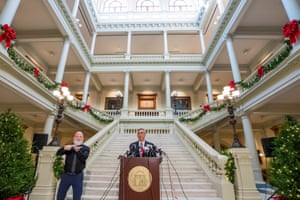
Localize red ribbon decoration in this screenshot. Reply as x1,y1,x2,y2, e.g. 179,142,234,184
82,105,90,112
257,65,265,78
203,104,211,112
0,24,17,48
282,19,300,44
34,68,40,77
228,80,236,90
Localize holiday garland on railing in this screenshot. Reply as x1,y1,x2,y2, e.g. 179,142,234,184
221,150,236,184
2,25,113,124
7,47,59,90
180,20,299,123
68,102,114,123
237,19,299,89
236,41,293,89
179,103,226,122
52,155,64,180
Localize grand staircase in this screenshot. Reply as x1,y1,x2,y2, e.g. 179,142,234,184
71,131,222,200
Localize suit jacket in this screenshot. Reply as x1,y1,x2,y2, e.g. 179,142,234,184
129,140,157,157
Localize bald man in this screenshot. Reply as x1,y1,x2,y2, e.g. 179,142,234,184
56,131,90,200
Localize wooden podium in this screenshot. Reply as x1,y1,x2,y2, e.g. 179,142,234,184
119,157,160,200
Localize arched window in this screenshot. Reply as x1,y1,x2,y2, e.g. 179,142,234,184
136,0,160,12
103,0,127,12
169,0,193,11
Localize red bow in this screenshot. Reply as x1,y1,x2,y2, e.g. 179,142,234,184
82,105,90,112
282,19,300,44
61,81,68,87
0,24,17,48
203,104,211,112
34,68,40,77
257,65,265,78
228,80,236,90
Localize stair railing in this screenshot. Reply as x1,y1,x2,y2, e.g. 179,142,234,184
175,120,235,200
84,120,119,168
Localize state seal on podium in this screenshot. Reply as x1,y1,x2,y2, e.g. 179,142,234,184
128,166,152,192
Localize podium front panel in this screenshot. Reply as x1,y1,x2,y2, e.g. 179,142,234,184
119,157,160,200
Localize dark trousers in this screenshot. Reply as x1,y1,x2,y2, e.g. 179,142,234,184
56,172,83,200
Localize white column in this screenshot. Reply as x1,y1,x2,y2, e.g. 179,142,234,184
90,32,97,55
72,0,80,17
213,129,221,152
43,113,55,143
226,36,241,83
165,71,171,109
0,0,21,25
126,31,132,59
241,114,264,183
163,30,169,59
205,71,213,104
281,0,300,20
122,71,130,117
199,30,206,53
216,0,224,13
55,38,71,83
82,72,91,105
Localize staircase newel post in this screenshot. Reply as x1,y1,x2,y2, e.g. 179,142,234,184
30,146,59,200
218,155,235,200
230,148,261,200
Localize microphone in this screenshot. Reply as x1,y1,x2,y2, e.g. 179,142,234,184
129,144,137,157
118,150,129,159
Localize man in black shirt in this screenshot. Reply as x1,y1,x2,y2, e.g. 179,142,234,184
56,131,90,200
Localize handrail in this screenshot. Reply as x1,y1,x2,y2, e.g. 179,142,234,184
85,120,118,167
174,120,234,198
175,120,228,177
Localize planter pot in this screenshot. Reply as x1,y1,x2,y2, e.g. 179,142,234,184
273,196,285,200
6,195,25,200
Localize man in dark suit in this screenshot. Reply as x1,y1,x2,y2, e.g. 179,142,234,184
129,128,157,157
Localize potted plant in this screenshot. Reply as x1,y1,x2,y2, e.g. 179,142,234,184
269,116,300,200
0,110,36,200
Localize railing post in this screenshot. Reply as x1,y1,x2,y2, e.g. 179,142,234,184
30,146,59,200
230,148,261,200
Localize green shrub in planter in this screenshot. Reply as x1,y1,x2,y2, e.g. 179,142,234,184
0,110,36,199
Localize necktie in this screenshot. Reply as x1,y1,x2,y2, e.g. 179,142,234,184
140,143,144,157
71,153,77,173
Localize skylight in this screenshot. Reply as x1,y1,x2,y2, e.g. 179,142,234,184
91,0,208,23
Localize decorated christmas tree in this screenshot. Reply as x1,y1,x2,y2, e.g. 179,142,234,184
269,116,300,200
0,110,36,199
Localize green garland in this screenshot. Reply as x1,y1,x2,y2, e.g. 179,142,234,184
52,155,64,180
236,40,293,89
179,103,226,122
180,39,293,123
221,150,236,184
7,47,58,90
67,102,114,123
6,47,113,124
